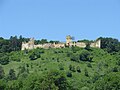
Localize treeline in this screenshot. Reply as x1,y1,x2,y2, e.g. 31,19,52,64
78,37,120,53
0,36,29,53
35,39,60,45
99,37,120,53
0,36,60,53
0,36,120,53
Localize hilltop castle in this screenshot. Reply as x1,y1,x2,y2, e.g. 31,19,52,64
21,35,101,50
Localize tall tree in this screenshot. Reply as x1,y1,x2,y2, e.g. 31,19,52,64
99,37,120,53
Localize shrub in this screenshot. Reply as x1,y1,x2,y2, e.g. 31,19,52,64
81,86,89,90
0,80,6,90
0,55,9,65
94,72,120,90
111,67,118,72
66,72,72,77
70,54,79,62
29,53,36,60
69,65,76,72
58,64,64,70
7,69,16,80
76,66,81,73
79,51,93,62
87,63,92,68
10,56,21,62
84,68,89,77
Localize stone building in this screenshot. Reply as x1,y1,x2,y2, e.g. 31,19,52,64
65,35,101,48
21,35,101,50
21,38,34,50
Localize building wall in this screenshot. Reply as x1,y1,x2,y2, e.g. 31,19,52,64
76,42,86,48
21,38,101,50
90,40,101,48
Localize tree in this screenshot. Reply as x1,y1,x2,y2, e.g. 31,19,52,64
76,66,81,73
87,63,92,68
17,65,29,79
70,54,79,62
0,80,6,90
0,66,4,79
29,52,36,60
58,63,64,70
29,50,41,60
54,75,67,90
0,39,9,53
8,69,16,80
35,51,41,58
69,65,76,72
85,42,91,51
0,55,9,65
40,39,48,44
66,71,72,77
9,36,18,51
111,67,118,72
18,35,23,49
84,68,89,77
1,45,9,53
99,37,120,53
22,70,68,90
79,50,93,62
94,72,120,90
49,40,59,44
6,80,23,90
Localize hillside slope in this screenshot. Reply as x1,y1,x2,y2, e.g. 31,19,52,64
0,47,120,90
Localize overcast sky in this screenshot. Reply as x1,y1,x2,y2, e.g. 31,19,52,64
0,0,120,41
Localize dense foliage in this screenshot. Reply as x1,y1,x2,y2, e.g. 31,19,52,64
0,36,28,53
0,36,120,90
99,37,120,53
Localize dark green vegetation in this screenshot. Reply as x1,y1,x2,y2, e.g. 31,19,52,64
0,36,120,90
0,36,60,53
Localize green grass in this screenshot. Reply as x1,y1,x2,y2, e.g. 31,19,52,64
1,47,120,89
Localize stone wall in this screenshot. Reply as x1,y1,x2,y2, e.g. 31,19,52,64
21,37,101,50
90,40,101,48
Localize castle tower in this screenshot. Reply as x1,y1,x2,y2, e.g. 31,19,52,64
95,39,101,48
28,38,35,49
66,35,72,46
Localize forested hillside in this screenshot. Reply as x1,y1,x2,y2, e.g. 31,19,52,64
0,36,120,90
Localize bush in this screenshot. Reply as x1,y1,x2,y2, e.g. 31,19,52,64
29,53,36,60
0,80,6,90
79,50,93,62
76,66,81,73
94,72,120,90
7,69,16,80
58,63,64,70
111,67,119,72
69,65,76,72
99,37,120,53
0,55,9,65
29,50,41,60
84,68,89,77
70,54,79,62
87,63,92,68
10,56,21,62
66,72,72,77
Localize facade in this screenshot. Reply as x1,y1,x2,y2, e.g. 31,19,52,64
21,36,101,50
